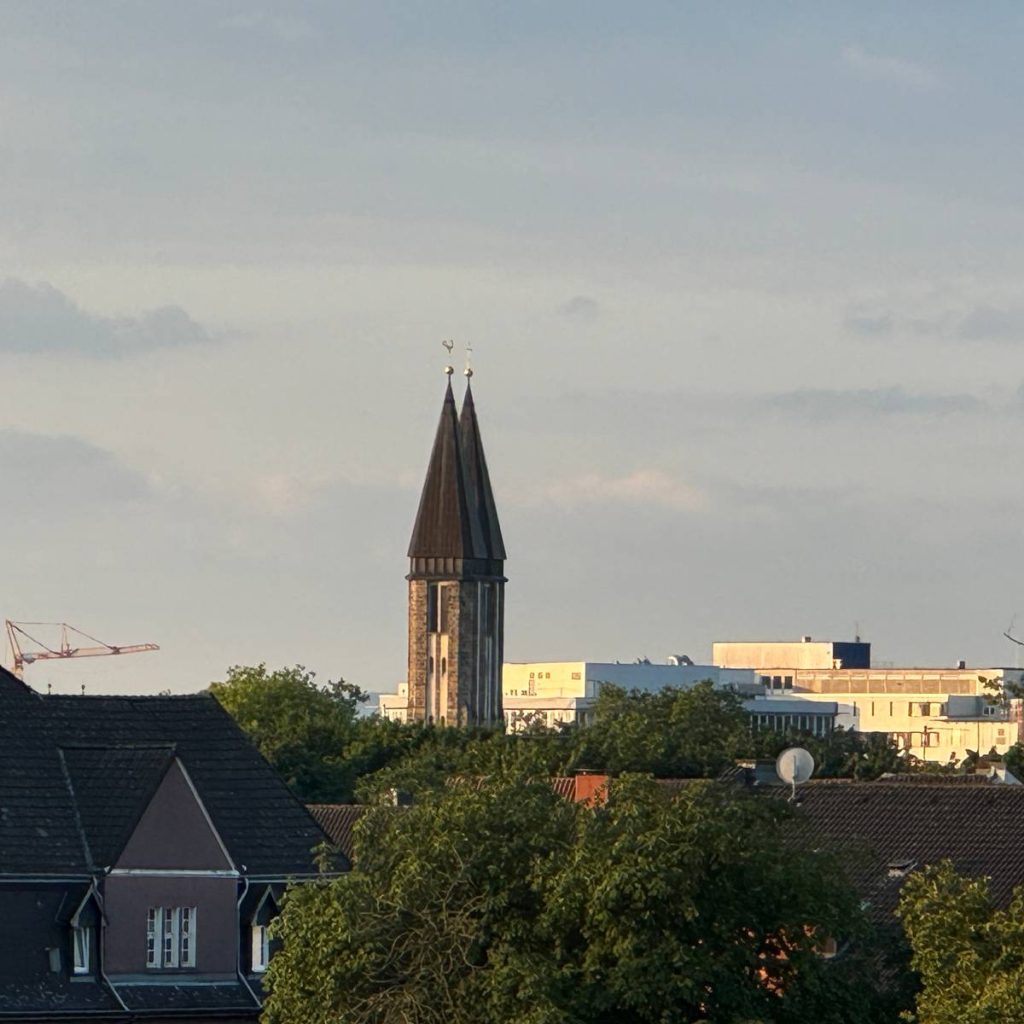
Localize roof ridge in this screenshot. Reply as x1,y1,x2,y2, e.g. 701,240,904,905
459,379,506,561
55,748,96,872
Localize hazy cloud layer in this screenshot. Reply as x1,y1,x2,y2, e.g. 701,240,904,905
840,44,938,92
525,469,704,513
767,387,984,419
844,301,1024,343
559,295,601,322
0,429,151,511
5,4,1024,693
0,279,212,357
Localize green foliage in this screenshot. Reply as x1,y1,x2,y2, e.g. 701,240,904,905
754,726,910,781
1004,742,1024,779
214,667,912,802
569,681,751,777
898,860,1024,1024
264,772,884,1024
209,664,367,802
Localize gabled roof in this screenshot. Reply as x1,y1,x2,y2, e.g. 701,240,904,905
60,744,176,870
793,779,1024,918
0,673,332,878
407,380,486,560
459,380,506,560
308,803,367,864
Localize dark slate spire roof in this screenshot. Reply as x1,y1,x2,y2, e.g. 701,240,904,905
407,379,485,559
459,380,506,561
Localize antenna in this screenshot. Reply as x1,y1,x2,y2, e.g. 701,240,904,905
776,747,815,801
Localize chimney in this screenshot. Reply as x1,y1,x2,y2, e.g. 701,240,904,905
573,771,610,806
957,659,967,670
802,635,812,643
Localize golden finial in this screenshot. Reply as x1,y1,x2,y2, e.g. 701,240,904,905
441,339,454,376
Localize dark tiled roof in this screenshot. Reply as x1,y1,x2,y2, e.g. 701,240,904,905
459,381,505,561
308,804,367,864
793,779,1024,917
0,883,121,1017
113,982,259,1012
0,669,328,878
0,670,86,876
61,745,175,870
43,693,329,877
875,772,998,784
407,380,486,560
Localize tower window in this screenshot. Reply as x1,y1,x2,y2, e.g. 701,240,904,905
427,585,439,633
427,583,449,634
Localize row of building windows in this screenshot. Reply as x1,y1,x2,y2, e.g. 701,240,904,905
67,908,270,978
749,713,833,737
146,907,197,969
760,675,794,691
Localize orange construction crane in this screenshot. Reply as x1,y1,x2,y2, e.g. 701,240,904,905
6,620,159,676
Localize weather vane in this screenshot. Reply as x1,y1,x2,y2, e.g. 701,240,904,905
464,341,473,378
441,339,454,376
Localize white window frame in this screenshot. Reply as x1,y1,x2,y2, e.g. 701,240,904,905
146,907,162,968
163,906,179,968
72,925,91,975
148,906,198,970
251,923,269,973
180,907,197,968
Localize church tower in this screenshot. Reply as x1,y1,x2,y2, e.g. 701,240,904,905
406,366,506,727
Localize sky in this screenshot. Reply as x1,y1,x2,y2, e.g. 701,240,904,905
3,2,1024,696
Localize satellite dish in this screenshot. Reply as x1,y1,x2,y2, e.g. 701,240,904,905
776,747,815,799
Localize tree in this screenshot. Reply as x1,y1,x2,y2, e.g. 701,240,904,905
569,681,752,777
754,726,909,780
209,664,367,802
898,861,1024,1024
264,772,884,1024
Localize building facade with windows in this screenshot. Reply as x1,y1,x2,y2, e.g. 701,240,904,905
713,637,1024,762
0,668,333,1023
501,659,759,732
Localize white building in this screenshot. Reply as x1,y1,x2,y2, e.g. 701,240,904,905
378,658,761,731
714,638,1024,762
502,659,759,733
379,682,410,723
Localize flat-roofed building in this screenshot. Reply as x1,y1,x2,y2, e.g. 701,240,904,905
501,659,758,732
715,636,1024,762
713,637,871,678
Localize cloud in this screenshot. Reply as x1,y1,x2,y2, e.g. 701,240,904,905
221,11,313,43
0,429,151,513
767,386,983,419
956,305,1024,341
0,279,213,358
841,44,938,92
845,301,1024,344
527,469,704,512
558,295,601,322
843,313,894,338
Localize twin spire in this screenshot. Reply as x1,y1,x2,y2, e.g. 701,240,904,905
407,371,505,563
